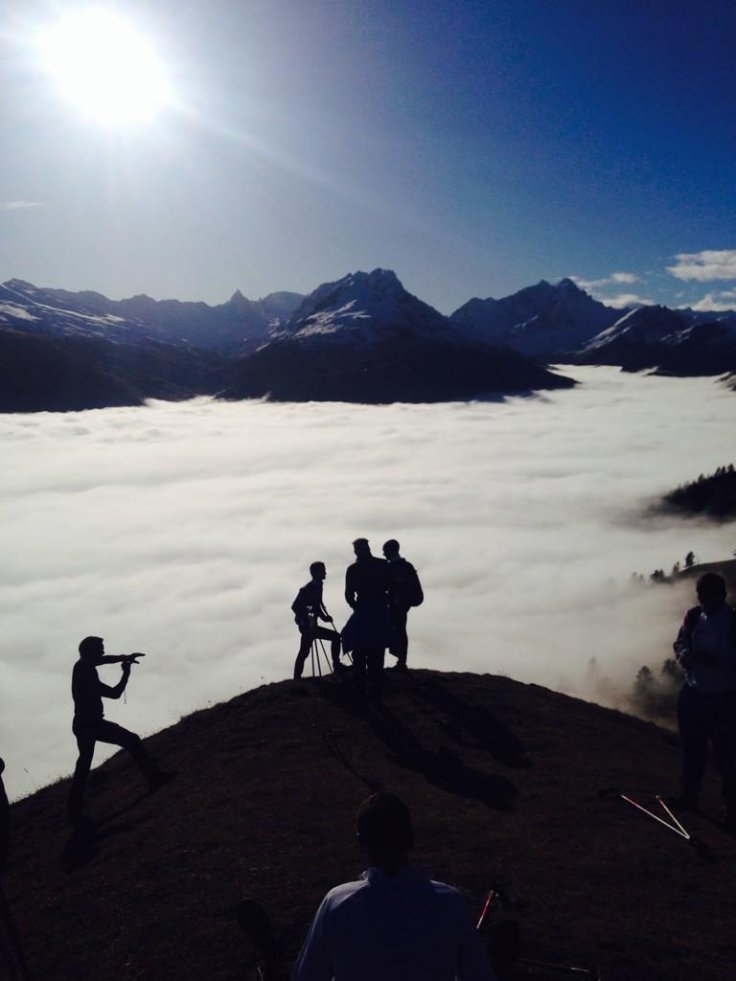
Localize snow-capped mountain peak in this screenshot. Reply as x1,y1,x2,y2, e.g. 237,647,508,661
285,268,449,345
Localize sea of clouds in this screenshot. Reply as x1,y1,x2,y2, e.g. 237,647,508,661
0,365,734,800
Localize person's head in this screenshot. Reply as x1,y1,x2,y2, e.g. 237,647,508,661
382,539,400,560
310,561,326,581
356,792,413,872
696,573,728,614
353,538,371,558
78,636,104,662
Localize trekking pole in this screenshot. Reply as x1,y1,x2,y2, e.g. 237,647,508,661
476,889,497,930
655,795,691,839
620,794,690,840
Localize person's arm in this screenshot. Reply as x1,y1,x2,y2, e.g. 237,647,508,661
292,589,305,617
291,896,333,981
99,662,131,699
98,652,145,665
674,609,697,669
0,759,9,873
674,609,716,669
345,568,356,610
316,587,332,622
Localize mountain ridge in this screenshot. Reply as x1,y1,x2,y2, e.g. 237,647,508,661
2,270,735,411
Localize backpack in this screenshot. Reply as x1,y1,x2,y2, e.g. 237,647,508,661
404,564,424,608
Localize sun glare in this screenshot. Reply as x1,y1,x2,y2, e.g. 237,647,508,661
38,8,171,125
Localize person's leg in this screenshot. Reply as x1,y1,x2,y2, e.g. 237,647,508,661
69,731,96,818
314,626,342,672
391,608,408,669
366,647,385,697
677,685,709,806
294,627,312,679
707,692,736,818
352,649,367,690
95,720,162,784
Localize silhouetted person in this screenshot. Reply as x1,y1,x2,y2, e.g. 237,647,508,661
68,636,172,822
292,562,342,679
383,539,423,673
292,792,495,981
342,539,392,695
0,758,8,873
672,573,736,832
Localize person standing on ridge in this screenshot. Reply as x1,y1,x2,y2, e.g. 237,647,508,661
292,791,495,981
342,539,392,695
383,539,423,673
292,562,342,679
0,758,8,873
68,636,173,823
672,572,736,832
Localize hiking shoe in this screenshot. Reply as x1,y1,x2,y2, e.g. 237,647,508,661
392,662,409,674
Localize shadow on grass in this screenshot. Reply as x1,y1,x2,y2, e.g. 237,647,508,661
322,682,518,810
62,791,150,870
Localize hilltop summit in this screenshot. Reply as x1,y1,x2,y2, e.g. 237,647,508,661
4,670,735,980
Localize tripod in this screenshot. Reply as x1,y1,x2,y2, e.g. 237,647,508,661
309,635,333,680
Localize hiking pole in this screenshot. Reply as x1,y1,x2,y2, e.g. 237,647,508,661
476,889,600,980
476,889,497,930
655,795,691,838
620,794,690,840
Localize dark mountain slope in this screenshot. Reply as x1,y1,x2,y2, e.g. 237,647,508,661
4,671,735,980
450,279,621,360
0,330,144,411
224,270,574,402
0,329,226,412
576,307,736,375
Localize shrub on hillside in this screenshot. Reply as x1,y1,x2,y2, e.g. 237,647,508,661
629,657,683,722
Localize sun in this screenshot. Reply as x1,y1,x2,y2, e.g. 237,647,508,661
38,7,172,125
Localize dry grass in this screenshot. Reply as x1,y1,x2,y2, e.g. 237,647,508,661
4,669,735,980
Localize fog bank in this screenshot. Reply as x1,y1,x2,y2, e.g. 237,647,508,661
0,366,733,799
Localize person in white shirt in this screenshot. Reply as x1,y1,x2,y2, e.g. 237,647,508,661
673,572,736,831
291,792,495,981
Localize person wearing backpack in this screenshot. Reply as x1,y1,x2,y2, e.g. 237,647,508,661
672,572,736,832
383,539,423,674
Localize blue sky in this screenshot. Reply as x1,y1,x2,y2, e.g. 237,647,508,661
1,0,735,313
